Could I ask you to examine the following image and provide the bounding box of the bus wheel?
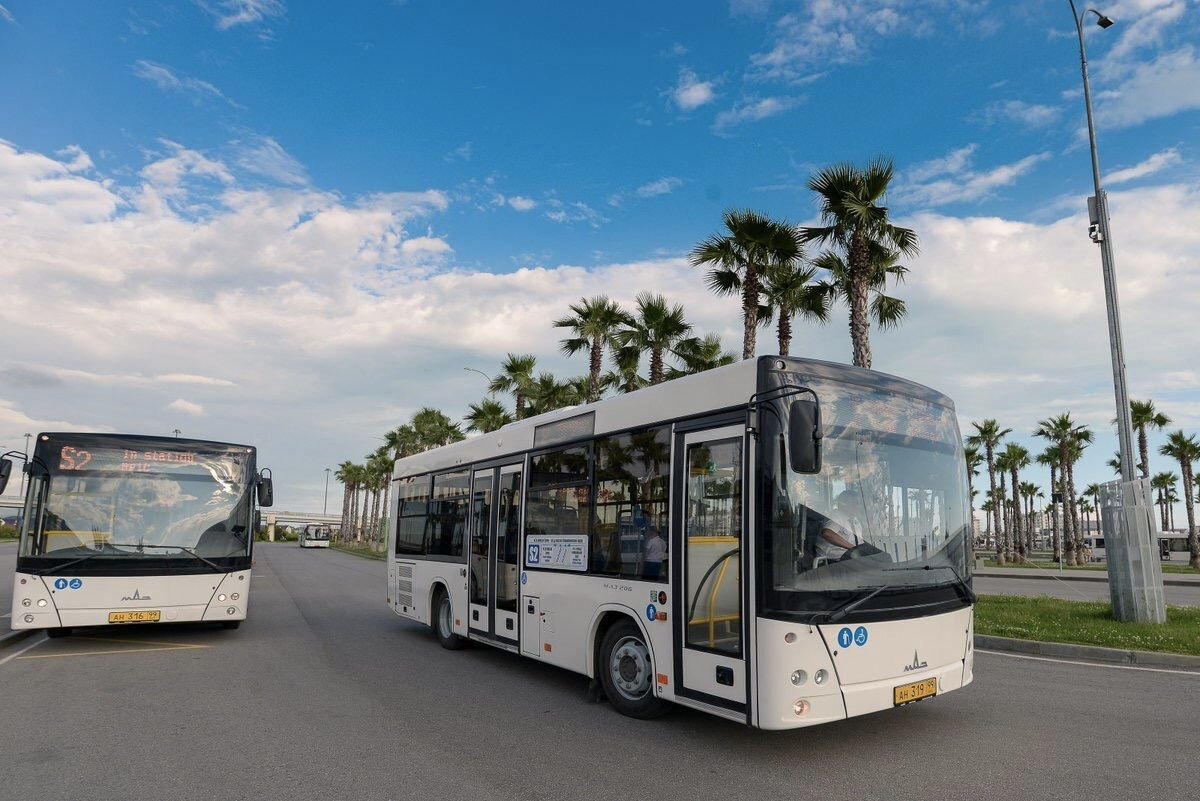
[599,620,668,720]
[46,627,71,639]
[433,589,467,650]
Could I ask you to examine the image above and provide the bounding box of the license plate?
[108,610,161,623]
[894,677,937,706]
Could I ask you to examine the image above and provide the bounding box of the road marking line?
[73,635,208,649]
[19,644,211,660]
[977,648,1200,677]
[0,635,48,665]
[0,613,10,619]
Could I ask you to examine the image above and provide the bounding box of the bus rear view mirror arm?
[788,399,822,474]
[0,457,11,496]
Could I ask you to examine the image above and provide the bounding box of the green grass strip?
[331,542,387,561]
[975,594,1200,656]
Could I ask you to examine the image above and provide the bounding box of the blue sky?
[1,1,1198,515]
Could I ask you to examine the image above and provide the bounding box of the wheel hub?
[610,636,651,700]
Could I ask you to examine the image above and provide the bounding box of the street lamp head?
[1096,14,1114,28]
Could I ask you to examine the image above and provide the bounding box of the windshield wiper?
[819,584,894,623]
[34,543,226,574]
[883,563,976,604]
[36,551,107,575]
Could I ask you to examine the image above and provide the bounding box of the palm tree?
[1153,471,1180,531]
[465,398,513,433]
[411,407,465,449]
[1034,414,1092,565]
[1129,399,1171,479]
[1106,451,1123,476]
[810,246,909,358]
[691,210,801,359]
[554,296,630,403]
[1037,447,1061,561]
[603,345,646,394]
[964,444,982,533]
[1159,431,1200,569]
[334,460,356,542]
[670,333,737,378]
[800,158,919,369]
[967,420,1011,564]
[1020,481,1040,552]
[617,293,692,385]
[980,499,996,549]
[1078,499,1094,546]
[526,372,577,416]
[997,443,1030,562]
[1083,483,1103,537]
[384,425,421,461]
[488,353,537,420]
[757,261,830,356]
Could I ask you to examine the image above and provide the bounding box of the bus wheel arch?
[430,582,466,650]
[590,608,669,719]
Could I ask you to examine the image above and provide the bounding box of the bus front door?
[673,424,747,712]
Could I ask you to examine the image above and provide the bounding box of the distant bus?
[4,432,273,636]
[1086,533,1189,562]
[299,524,332,548]
[385,357,975,729]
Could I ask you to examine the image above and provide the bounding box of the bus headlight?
[814,669,829,685]
[231,593,239,600]
[217,593,227,602]
[23,614,34,623]
[21,598,31,607]
[790,669,807,686]
[227,607,236,615]
[37,599,47,607]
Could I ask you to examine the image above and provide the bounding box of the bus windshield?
[760,375,972,617]
[21,436,255,562]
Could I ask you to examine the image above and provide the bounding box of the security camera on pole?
[1067,1,1165,623]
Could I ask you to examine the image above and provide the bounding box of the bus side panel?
[393,558,469,637]
[524,571,675,693]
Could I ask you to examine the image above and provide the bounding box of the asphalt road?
[974,574,1200,606]
[2,542,1197,801]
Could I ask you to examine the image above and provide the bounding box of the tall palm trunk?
[588,335,603,403]
[999,473,1010,562]
[339,482,351,542]
[848,230,872,369]
[777,311,792,357]
[986,449,1003,565]
[1066,458,1082,564]
[649,345,665,385]
[368,487,380,546]
[359,485,370,542]
[1137,424,1150,479]
[1049,465,1060,562]
[1178,461,1199,569]
[741,265,760,360]
[1010,465,1024,563]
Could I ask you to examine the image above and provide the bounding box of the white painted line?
[0,613,10,619]
[0,634,48,666]
[977,648,1200,677]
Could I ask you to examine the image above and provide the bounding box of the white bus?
[299,524,332,548]
[386,356,975,729]
[3,433,273,637]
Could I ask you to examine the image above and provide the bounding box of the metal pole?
[1069,1,1136,481]
[323,467,331,515]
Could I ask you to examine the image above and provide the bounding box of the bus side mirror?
[257,476,274,508]
[788,399,822,474]
[0,459,11,495]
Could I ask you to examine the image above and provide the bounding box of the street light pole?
[1068,1,1136,482]
[463,366,493,383]
[323,467,331,515]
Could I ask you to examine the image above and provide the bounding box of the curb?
[975,634,1200,670]
[974,569,1198,587]
[0,629,35,652]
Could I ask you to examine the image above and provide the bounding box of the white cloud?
[898,146,1050,206]
[1094,46,1200,129]
[199,0,286,31]
[444,142,473,163]
[167,399,206,417]
[234,136,308,185]
[544,199,607,227]
[131,60,239,107]
[139,140,235,199]
[671,68,717,111]
[1,139,1196,511]
[1106,147,1184,185]
[0,4,15,24]
[635,177,683,198]
[507,196,537,212]
[713,96,799,131]
[981,99,1062,128]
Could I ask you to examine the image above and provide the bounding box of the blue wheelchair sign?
[69,578,83,590]
[854,626,868,646]
[837,627,853,648]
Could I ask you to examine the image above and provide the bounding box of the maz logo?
[903,651,928,672]
[121,589,151,602]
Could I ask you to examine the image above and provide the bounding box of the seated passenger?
[812,488,874,565]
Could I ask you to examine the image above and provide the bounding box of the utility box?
[1100,478,1166,624]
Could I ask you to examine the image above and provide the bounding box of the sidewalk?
[975,565,1200,586]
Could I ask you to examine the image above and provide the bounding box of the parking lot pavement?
[2,542,1197,801]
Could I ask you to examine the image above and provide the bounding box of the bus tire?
[46,627,71,638]
[433,588,467,650]
[598,619,668,720]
